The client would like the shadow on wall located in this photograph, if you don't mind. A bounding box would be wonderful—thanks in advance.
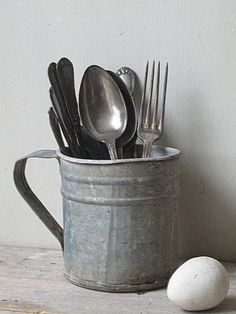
[134,69,236,262]
[159,94,236,262]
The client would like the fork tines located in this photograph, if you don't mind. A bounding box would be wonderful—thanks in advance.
[137,60,168,158]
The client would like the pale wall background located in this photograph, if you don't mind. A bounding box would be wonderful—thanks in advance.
[1,0,236,261]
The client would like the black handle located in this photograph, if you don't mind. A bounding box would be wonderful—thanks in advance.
[48,62,82,157]
[48,107,68,155]
[57,58,109,160]
[13,150,64,250]
[57,58,84,146]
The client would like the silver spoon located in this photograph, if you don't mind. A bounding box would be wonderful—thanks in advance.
[116,67,135,99]
[79,65,127,159]
[107,70,136,158]
[116,67,137,157]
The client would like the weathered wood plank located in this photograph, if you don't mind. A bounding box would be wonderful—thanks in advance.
[0,245,235,313]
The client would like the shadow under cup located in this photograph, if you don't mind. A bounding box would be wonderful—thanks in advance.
[14,145,181,292]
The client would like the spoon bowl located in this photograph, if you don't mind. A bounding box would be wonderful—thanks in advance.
[79,65,127,159]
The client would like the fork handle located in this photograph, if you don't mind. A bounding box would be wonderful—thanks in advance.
[142,143,153,158]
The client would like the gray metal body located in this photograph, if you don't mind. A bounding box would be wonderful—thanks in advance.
[14,146,180,292]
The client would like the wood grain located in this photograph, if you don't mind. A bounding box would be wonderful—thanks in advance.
[0,245,235,314]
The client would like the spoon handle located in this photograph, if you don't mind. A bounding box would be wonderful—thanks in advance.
[116,146,123,159]
[107,142,118,159]
[108,70,137,159]
[57,58,109,159]
[48,62,84,157]
[48,107,68,155]
[56,59,85,150]
[49,87,77,156]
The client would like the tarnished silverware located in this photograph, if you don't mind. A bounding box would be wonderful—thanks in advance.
[137,60,168,158]
[48,107,68,155]
[48,63,82,157]
[116,66,135,98]
[57,58,109,160]
[107,70,136,158]
[116,67,137,158]
[79,65,127,159]
[57,58,88,156]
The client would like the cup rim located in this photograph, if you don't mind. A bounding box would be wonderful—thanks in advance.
[57,145,181,165]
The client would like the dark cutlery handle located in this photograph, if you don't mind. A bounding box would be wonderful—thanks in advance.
[49,87,78,156]
[123,131,138,158]
[57,58,109,159]
[48,107,69,155]
[13,150,64,250]
[48,63,83,157]
[57,59,84,144]
[80,126,110,160]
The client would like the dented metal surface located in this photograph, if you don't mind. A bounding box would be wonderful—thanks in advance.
[14,146,181,292]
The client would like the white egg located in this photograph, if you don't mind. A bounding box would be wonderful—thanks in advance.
[167,256,230,311]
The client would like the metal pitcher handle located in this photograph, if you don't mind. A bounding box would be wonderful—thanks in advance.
[13,150,64,250]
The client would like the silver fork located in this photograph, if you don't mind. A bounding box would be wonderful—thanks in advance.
[137,60,168,158]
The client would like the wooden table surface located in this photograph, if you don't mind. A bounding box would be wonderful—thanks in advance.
[0,245,235,314]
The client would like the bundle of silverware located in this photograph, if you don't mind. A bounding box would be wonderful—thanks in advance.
[48,58,168,160]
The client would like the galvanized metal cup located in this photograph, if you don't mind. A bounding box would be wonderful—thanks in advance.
[14,145,181,292]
